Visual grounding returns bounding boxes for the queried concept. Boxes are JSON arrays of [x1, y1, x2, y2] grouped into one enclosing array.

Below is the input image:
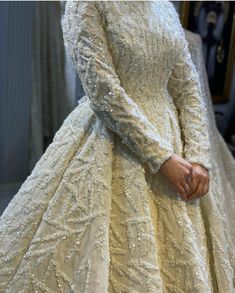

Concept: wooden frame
[[180, 1, 235, 103]]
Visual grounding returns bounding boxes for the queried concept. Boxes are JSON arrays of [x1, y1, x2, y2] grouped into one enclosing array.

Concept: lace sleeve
[[168, 37, 211, 171], [61, 1, 174, 174]]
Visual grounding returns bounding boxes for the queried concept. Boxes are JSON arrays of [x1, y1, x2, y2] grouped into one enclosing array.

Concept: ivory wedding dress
[[0, 1, 234, 292]]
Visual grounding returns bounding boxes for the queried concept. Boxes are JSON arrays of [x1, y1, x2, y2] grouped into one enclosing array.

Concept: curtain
[[29, 1, 81, 171]]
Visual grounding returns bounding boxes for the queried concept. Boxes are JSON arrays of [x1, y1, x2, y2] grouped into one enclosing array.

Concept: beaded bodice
[[103, 1, 183, 94], [62, 0, 211, 174]]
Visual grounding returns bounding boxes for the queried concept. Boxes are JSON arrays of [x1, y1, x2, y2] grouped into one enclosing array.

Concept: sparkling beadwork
[[0, 1, 234, 293]]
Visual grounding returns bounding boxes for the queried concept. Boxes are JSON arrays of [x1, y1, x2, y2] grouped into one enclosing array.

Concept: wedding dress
[[185, 29, 235, 250], [0, 1, 234, 292]]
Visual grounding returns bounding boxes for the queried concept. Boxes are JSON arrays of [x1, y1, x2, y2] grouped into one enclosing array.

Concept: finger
[[177, 184, 188, 201], [203, 186, 209, 195], [187, 181, 204, 201], [203, 180, 210, 195], [182, 181, 191, 195], [189, 175, 198, 194], [199, 175, 209, 196], [187, 182, 200, 201], [191, 183, 203, 199], [198, 182, 205, 197], [185, 173, 192, 187], [183, 160, 193, 170], [174, 184, 187, 201]]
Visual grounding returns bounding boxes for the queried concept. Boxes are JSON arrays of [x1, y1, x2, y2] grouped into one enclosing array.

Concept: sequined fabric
[[0, 1, 234, 292]]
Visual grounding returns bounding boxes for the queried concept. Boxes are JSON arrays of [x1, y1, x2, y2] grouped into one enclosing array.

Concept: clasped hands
[[160, 154, 210, 201]]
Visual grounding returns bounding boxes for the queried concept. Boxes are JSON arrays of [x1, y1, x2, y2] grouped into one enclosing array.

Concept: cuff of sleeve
[[184, 142, 212, 171], [145, 150, 174, 174], [185, 154, 212, 172]]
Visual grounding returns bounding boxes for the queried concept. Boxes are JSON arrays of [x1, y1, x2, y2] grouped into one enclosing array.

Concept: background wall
[[0, 2, 33, 214]]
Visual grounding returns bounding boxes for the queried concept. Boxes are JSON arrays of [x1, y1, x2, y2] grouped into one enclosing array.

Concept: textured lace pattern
[[0, 1, 234, 292], [62, 0, 182, 175], [167, 21, 212, 170]]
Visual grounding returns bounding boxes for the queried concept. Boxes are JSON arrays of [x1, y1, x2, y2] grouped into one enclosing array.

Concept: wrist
[[191, 163, 209, 173], [159, 154, 174, 173]]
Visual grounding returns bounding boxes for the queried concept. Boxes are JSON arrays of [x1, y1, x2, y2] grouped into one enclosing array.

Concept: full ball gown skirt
[[0, 1, 235, 292]]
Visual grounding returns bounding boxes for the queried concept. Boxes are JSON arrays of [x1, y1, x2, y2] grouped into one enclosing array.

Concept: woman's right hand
[[159, 154, 193, 201]]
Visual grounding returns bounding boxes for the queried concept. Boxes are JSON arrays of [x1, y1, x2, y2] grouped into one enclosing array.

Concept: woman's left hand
[[186, 163, 210, 201]]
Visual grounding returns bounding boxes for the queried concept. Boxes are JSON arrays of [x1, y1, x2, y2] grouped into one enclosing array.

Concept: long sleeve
[[61, 1, 174, 174], [167, 36, 212, 171]]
